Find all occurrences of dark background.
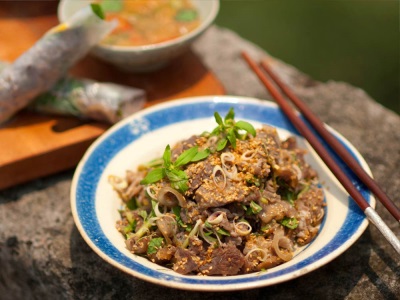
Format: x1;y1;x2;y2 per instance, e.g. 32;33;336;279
216;0;399;114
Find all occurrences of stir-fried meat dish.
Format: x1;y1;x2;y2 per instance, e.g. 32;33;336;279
109;109;325;276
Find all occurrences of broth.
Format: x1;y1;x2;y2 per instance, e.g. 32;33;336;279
100;0;201;46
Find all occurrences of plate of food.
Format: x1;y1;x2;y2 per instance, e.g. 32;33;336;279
70;96;374;291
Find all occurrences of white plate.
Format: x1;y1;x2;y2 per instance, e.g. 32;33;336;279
71;96;374;291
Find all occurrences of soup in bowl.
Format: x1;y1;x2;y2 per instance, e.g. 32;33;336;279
58;0;219;72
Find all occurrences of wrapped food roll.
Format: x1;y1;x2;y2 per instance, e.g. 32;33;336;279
29;77;146;124
0;62;146;124
0;4;117;124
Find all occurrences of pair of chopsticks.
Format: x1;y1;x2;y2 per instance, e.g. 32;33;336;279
241;51;400;254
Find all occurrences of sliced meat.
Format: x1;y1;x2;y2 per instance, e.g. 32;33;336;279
199;243;245;276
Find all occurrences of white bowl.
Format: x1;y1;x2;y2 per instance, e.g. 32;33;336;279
58;0;219;72
71;96;375;291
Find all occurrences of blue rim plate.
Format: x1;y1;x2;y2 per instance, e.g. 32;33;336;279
70;96;374;291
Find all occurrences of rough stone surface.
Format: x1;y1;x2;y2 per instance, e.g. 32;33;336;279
1;26;399;300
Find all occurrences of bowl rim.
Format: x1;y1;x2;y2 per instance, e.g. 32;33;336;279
70;96;374;291
57;0;220;52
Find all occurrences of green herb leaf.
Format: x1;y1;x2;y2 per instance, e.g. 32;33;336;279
210;108;257;151
216;227;230;236
126;197;138;210
138;210;147;220
90;3;105;20
140;168;165;185
280;217;299;229
172;206;192;232
191;148;210;162
250;201;262;214
214;112;224;126
224;107;235;122
101;0;123;12
166;169;188;193
227;128;236;149
147;237;165;254
235;120;256;137
175;8;198;22
216;138;228;151
285;191;295;206
163;145;172;167
204;220;213;229
175;146;198;167
123;220;137;234
260;224;271;232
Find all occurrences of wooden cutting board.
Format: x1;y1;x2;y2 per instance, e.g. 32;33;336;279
0;3;225;190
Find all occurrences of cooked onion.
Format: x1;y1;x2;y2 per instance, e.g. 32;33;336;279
153;202;163;218
221;152;235;165
108;175;127;191
212;165;226;189
315;208;325;223
292;164;303;181
234;221;252;236
206;135;219;148
199;224;217;245
245;248;268;262
157;187;187;208
221;153;238;179
146;186;157;200
156;214;178;242
207;211;225;225
241;150;256;160
272;233;293;261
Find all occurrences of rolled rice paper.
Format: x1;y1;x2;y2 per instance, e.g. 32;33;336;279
0;5;117;124
0;62;146;124
30;77;146;124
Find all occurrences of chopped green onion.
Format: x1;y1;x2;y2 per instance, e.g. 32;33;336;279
250;201;262;214
280;217;299;229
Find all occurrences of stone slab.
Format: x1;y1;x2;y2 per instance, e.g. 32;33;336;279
0;26;399;299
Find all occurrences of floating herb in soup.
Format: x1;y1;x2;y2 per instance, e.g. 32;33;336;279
99;0;201;46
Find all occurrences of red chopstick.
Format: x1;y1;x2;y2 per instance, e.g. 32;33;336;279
259;59;400;223
241;51;400;254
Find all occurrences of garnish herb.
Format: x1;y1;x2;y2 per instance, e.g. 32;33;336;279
280;217;299;229
175;9;198;22
210;108;256;151
90;3;105;20
250;201;262;214
215;227;230;237
172;206;192;232
147;237;165;255
100;0;123;12
129;200;158;240
140;145;209;193
126;197;138;210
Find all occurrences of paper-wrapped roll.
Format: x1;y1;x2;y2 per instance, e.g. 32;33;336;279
0;4;117;124
30;77;146;124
